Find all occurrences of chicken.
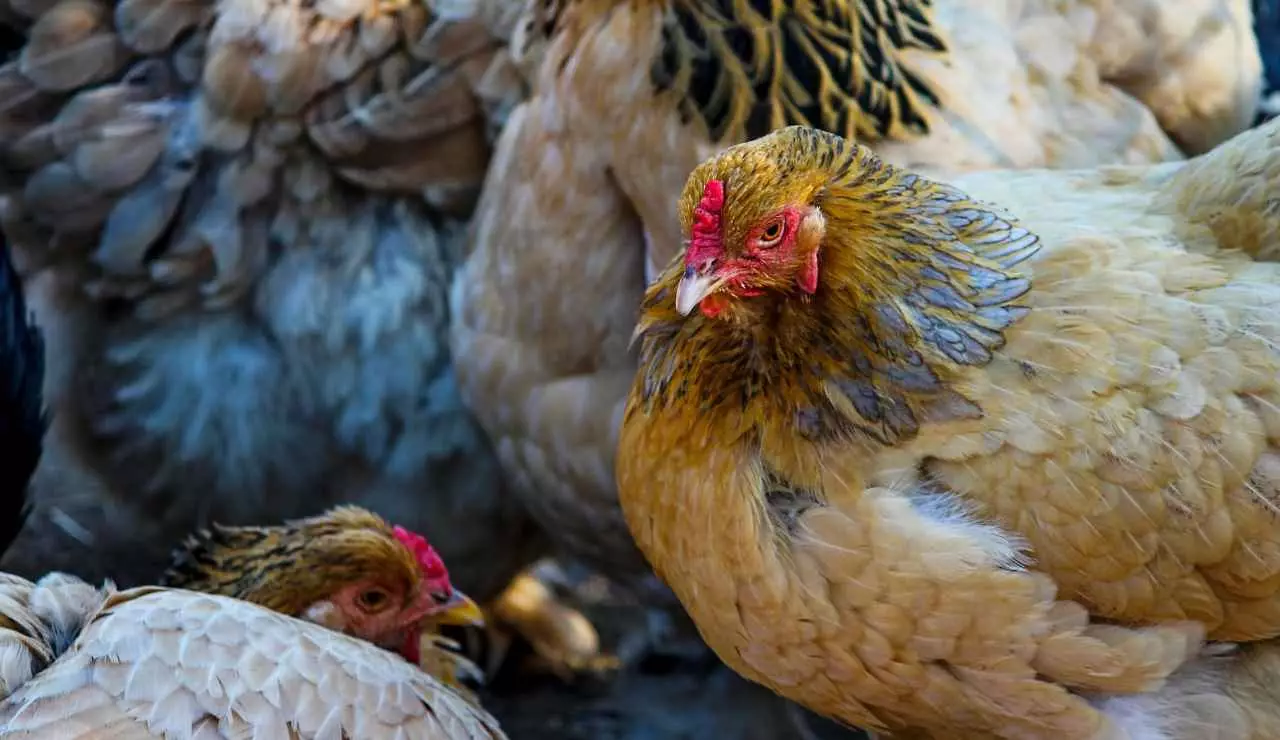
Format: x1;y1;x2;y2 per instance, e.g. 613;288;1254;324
158;504;490;695
0;503;506;736
0;0;597;682
0;235;43;553
0;584;505;738
449;0;1263;606
0;0;533;588
615;120;1280;739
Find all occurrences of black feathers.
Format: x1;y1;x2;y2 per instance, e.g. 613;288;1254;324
0;239;45;556
653;0;947;144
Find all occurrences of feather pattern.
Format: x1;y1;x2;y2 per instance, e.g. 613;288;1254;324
654;0;945;142
521;0;946;144
0;586;506;738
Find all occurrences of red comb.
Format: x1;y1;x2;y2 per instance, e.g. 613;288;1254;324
686;179;725;268
393;525;449;586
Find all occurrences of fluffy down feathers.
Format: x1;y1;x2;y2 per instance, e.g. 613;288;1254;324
616;120;1280;738
450;0;1262;589
0;580;505;738
0;0;542;602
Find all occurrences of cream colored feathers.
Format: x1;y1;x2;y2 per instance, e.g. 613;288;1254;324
0;575;505;738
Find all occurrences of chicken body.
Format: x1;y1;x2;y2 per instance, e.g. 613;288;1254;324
450;0;1264;589
0;580;505;738
616;121;1280;738
0;505;502;735
0;0;541;610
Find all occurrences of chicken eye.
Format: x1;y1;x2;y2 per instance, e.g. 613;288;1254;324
356;588;390;612
757;219;785;247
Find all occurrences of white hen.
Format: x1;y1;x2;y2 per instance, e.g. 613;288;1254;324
0;574;504;738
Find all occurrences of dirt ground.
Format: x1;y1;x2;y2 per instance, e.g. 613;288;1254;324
470;576;869;740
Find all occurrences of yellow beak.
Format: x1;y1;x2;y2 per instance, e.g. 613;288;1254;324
431;590;486;628
675;266;723;316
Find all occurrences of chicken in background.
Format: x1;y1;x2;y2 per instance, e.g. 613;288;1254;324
616;120;1280;738
449;0;1264;634
0;236;42;554
0;0;599;680
0;506;506;737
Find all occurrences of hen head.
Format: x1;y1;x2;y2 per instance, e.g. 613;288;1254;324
673;128;834;320
637;126;1042;444
160;505;484;663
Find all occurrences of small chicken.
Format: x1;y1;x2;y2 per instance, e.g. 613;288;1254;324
450;0;1263;604
0;505;505;736
0;237;43;553
158;505;490;697
0;584;505;738
616;121;1280;738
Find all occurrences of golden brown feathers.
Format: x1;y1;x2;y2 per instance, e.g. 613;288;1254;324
638;126;1042;444
158;505;427;616
617;123;1280;737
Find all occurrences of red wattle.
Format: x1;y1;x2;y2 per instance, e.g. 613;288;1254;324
401;629;421;664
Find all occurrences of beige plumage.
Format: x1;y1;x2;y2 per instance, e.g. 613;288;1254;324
449;0;1264;598
0;575;504;738
614;117;1280;738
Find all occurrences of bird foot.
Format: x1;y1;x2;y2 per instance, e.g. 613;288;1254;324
485;569;620;684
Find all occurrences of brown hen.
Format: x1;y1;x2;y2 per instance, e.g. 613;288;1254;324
617;121;1280;738
450;0;1263;611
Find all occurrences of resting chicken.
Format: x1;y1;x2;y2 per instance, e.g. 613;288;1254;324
451;0;1264;612
616;120;1280;738
0;505;503;737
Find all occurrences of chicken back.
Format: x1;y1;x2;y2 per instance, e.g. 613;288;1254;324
0;581;505;738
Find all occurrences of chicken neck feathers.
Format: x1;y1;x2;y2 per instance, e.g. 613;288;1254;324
635;126;1041;445
0;238;43;557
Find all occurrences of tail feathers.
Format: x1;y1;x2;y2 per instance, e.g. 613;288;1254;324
1158;116;1280;261
0;241;45;557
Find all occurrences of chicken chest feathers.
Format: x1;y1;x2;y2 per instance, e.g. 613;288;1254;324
634;126;1041;446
